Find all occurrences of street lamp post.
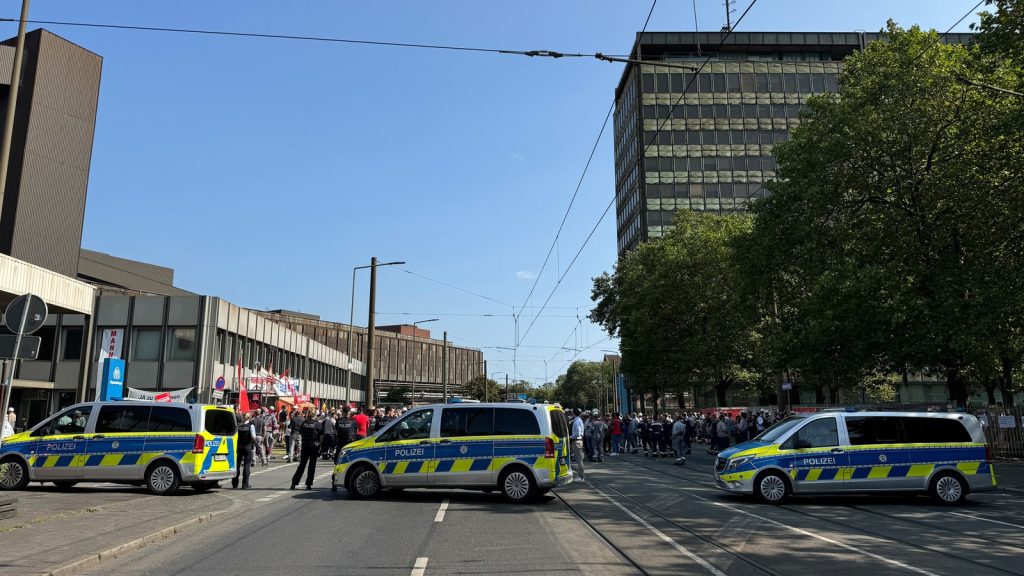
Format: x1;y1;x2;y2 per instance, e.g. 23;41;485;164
409;318;438;405
344;258;405;408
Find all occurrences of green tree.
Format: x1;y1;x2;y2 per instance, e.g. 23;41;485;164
591;210;759;407
462;375;500;402
557;361;611;409
744;23;1024;407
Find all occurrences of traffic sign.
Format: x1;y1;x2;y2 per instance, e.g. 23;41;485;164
781;382;793;391
215;376;225;390
5;294;47;335
0;335;40;360
212;389;224;400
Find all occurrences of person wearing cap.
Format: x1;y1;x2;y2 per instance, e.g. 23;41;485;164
568;408;586;482
6;406;15;426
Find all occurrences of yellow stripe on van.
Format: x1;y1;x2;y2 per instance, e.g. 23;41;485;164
805;468;823;482
450;459;473;473
907;464;934;477
489;457;511;471
392;461;409;475
868;466;892;479
956;462;980;475
42;456;60;468
835;467;856;481
100;454;123;467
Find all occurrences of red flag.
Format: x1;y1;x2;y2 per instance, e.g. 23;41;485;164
314;397;320;409
237;356;249;413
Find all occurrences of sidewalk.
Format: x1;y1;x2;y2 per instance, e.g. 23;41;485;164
0;484;240;575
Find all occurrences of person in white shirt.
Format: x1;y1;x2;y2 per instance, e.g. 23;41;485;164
568;408;586;482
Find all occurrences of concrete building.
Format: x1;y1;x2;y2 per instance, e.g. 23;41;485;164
613;31;974;255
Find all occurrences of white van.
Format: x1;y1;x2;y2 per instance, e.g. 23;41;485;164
0;401;238;495
333;402;573;502
714;411;996;504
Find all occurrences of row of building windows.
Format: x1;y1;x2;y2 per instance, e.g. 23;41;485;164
647;127;792;145
214;328;340;385
641;71;839;95
642;102;809;122
646;182;769;203
644;155;779;172
644;171;775;185
638;59;843;76
21;326;83;363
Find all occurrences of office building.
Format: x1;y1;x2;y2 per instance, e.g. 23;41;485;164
613;31;974;255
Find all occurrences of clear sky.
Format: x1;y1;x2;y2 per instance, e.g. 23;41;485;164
9;0;982;384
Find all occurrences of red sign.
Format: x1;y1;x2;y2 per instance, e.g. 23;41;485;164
295;394;310;403
154;392;172;403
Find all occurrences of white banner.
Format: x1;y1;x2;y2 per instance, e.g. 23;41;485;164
94;328;125;400
998;415;1017;429
126;387;194;402
243;375;301;396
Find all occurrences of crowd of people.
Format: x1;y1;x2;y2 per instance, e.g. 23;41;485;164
565;408;789;482
230;404;410;490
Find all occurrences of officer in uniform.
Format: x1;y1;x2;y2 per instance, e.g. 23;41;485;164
291;409;322;490
568;408;586;482
232;411;256;489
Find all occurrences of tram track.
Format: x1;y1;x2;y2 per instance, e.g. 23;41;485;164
550;489;653;576
607;454;1024;575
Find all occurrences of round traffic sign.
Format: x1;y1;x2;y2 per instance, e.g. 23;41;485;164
5;294;48;335
215;376;226;390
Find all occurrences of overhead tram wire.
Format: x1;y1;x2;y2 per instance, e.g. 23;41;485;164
390;267;513;308
514;0;659;329
0;17;628;61
723;0;986;215
515;0;761;350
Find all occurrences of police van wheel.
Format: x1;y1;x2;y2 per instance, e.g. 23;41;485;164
53;481;78;490
347;465;381;499
499;467;536;503
930;471;966;505
0;457;29;490
755;471;790;504
146;461;181;496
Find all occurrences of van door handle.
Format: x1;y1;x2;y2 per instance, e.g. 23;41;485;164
92;435;105;439
436;439;452;445
72;435;86;440
830;448;845;454
420;440;434;445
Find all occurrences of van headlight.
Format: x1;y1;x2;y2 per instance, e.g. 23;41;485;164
336;449;350;462
727;456;754;470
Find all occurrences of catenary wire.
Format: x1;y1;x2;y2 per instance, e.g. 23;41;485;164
0;17;623;60
516;0;760;349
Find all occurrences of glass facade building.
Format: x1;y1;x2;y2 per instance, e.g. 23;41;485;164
613;31;974;255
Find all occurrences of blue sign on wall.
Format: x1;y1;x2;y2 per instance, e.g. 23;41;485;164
100;358;125;401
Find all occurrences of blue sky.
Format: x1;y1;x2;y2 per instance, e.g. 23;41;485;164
11;1;981;384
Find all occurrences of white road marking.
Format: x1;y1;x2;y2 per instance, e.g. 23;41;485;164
411;556;428;576
590;485;727;576
949;511;1024;529
707;500;939;576
434;499;450;523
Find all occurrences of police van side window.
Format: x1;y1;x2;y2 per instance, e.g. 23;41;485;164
900;417;971;443
441;408;493;438
789;418;839;449
148;407;192;432
96;406;151;434
845;417;902;446
388;409;433;441
32;406;93;436
494;408;540;436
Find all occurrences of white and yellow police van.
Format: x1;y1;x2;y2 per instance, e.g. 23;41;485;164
715;411;996;505
332;402;573;502
0;401;237;495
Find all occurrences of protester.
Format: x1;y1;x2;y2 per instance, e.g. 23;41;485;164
568;408;586;482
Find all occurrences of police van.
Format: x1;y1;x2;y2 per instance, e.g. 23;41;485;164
332;402;572;502
714;411;995;505
0;401;237;495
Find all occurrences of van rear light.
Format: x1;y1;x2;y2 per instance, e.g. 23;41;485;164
544;437;555;458
193;434;205;453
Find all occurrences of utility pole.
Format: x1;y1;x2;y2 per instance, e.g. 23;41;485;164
441;331;448;403
483;360;487;402
0;0;30;218
505;373;509;401
366;257;378;409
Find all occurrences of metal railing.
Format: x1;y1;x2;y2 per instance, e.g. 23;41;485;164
976;406;1024;458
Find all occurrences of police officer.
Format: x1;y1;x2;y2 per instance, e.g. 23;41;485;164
568;408;586;482
291;409;322;490
232;411;256;489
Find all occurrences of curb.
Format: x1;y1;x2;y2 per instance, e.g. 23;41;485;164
44;510;225;576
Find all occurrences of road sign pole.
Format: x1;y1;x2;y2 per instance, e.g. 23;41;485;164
0;297;32;449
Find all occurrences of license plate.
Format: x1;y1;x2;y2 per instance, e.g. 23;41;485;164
214;455;227;462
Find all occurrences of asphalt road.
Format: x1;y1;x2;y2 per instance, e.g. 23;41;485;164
74;451;1024;576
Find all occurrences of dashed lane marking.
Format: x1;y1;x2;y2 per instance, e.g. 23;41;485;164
434;499;449;523
255;490;290;502
411;557;428;576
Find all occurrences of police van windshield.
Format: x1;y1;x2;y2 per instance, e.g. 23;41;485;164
754;416;805;443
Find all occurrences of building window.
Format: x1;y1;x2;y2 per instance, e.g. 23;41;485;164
133;328;161;361
62;327;84;361
32;325;56;361
168;328;196;362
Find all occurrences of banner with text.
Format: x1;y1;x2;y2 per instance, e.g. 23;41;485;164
126;387;194;402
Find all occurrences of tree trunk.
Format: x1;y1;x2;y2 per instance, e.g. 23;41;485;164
715;378;730;407
946;368;969;408
981;378;997;407
814;382;826;404
999;353;1016;407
